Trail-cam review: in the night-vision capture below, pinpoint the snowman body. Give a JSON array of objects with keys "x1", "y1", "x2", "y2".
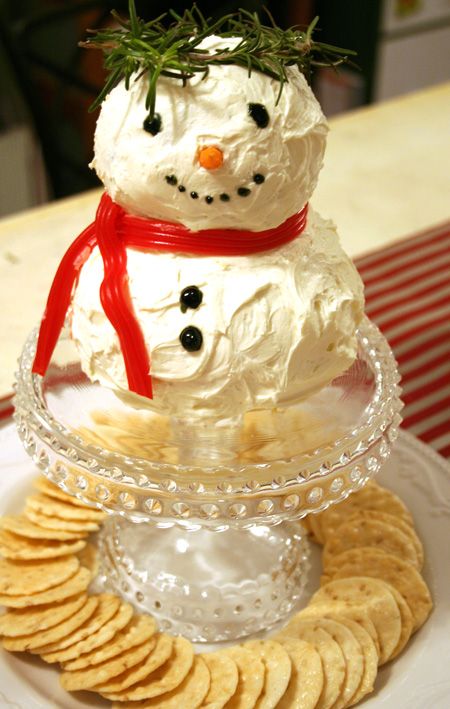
[
  {"x1": 73, "y1": 210, "x2": 362, "y2": 419},
  {"x1": 71, "y1": 37, "x2": 364, "y2": 420}
]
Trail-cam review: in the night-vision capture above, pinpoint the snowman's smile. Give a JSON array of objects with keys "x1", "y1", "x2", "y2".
[{"x1": 163, "y1": 172, "x2": 265, "y2": 205}]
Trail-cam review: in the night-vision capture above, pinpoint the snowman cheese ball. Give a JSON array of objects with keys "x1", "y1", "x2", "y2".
[{"x1": 33, "y1": 8, "x2": 364, "y2": 421}]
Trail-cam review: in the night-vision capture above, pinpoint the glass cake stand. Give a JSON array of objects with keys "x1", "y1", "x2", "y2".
[{"x1": 13, "y1": 316, "x2": 403, "y2": 643}]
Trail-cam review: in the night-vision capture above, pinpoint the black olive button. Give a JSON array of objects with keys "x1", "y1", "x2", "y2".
[
  {"x1": 165, "y1": 174, "x2": 177, "y2": 185},
  {"x1": 237, "y1": 187, "x2": 251, "y2": 197},
  {"x1": 180, "y1": 326, "x2": 203, "y2": 352},
  {"x1": 253, "y1": 173, "x2": 265, "y2": 184},
  {"x1": 180, "y1": 286, "x2": 203, "y2": 312}
]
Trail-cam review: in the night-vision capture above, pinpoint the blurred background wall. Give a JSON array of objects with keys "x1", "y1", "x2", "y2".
[{"x1": 0, "y1": 0, "x2": 449, "y2": 217}]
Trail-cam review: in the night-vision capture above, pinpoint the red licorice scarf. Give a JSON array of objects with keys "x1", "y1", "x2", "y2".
[{"x1": 33, "y1": 193, "x2": 308, "y2": 399}]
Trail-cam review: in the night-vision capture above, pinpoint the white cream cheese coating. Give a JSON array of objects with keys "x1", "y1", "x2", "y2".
[
  {"x1": 71, "y1": 36, "x2": 365, "y2": 419},
  {"x1": 71, "y1": 209, "x2": 364, "y2": 419},
  {"x1": 92, "y1": 36, "x2": 328, "y2": 232}
]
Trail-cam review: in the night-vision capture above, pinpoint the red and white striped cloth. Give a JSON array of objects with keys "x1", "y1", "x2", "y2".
[
  {"x1": 1, "y1": 221, "x2": 449, "y2": 458},
  {"x1": 356, "y1": 221, "x2": 450, "y2": 459},
  {"x1": 0, "y1": 395, "x2": 13, "y2": 424}
]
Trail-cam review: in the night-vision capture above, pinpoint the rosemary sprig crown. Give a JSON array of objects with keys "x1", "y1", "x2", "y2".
[{"x1": 83, "y1": 0, "x2": 355, "y2": 119}]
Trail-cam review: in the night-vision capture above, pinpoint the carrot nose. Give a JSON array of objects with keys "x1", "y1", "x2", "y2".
[{"x1": 198, "y1": 145, "x2": 224, "y2": 170}]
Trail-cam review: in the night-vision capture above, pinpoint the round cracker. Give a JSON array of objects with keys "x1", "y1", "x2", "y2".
[
  {"x1": 276, "y1": 637, "x2": 323, "y2": 709},
  {"x1": 33, "y1": 476, "x2": 100, "y2": 509},
  {"x1": 299, "y1": 515, "x2": 312, "y2": 535},
  {"x1": 323, "y1": 517, "x2": 420, "y2": 570},
  {"x1": 330, "y1": 616, "x2": 378, "y2": 706},
  {"x1": 383, "y1": 583, "x2": 414, "y2": 660},
  {"x1": 26, "y1": 493, "x2": 106, "y2": 522},
  {"x1": 62, "y1": 614, "x2": 157, "y2": 670},
  {"x1": 32, "y1": 592, "x2": 121, "y2": 654},
  {"x1": 199, "y1": 651, "x2": 239, "y2": 709},
  {"x1": 102, "y1": 636, "x2": 194, "y2": 701},
  {"x1": 324, "y1": 548, "x2": 432, "y2": 631},
  {"x1": 220, "y1": 645, "x2": 265, "y2": 709},
  {"x1": 24, "y1": 506, "x2": 100, "y2": 533},
  {"x1": 0, "y1": 555, "x2": 79, "y2": 595},
  {"x1": 0, "y1": 593, "x2": 87, "y2": 637},
  {"x1": 309, "y1": 617, "x2": 364, "y2": 709},
  {"x1": 76, "y1": 543, "x2": 98, "y2": 576},
  {"x1": 296, "y1": 602, "x2": 380, "y2": 657},
  {"x1": 0, "y1": 567, "x2": 91, "y2": 608},
  {"x1": 0, "y1": 515, "x2": 86, "y2": 541},
  {"x1": 96, "y1": 634, "x2": 174, "y2": 694},
  {"x1": 276, "y1": 622, "x2": 345, "y2": 709},
  {"x1": 39, "y1": 600, "x2": 133, "y2": 663},
  {"x1": 311, "y1": 577, "x2": 402, "y2": 665},
  {"x1": 345, "y1": 510, "x2": 424, "y2": 569},
  {"x1": 110, "y1": 655, "x2": 210, "y2": 709},
  {"x1": 0, "y1": 528, "x2": 86, "y2": 560},
  {"x1": 307, "y1": 514, "x2": 326, "y2": 545},
  {"x1": 2, "y1": 595, "x2": 98, "y2": 651},
  {"x1": 60, "y1": 637, "x2": 157, "y2": 691},
  {"x1": 314, "y1": 482, "x2": 414, "y2": 543},
  {"x1": 299, "y1": 516, "x2": 320, "y2": 544},
  {"x1": 243, "y1": 639, "x2": 291, "y2": 709},
  {"x1": 279, "y1": 617, "x2": 362, "y2": 709}
]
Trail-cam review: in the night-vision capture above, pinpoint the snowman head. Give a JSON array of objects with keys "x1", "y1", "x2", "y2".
[{"x1": 92, "y1": 35, "x2": 328, "y2": 232}]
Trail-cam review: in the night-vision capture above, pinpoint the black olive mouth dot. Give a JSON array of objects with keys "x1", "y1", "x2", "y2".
[
  {"x1": 180, "y1": 326, "x2": 203, "y2": 352},
  {"x1": 164, "y1": 177, "x2": 263, "y2": 202}
]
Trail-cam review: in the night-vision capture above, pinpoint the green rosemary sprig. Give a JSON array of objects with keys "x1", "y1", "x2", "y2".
[{"x1": 82, "y1": 1, "x2": 356, "y2": 118}]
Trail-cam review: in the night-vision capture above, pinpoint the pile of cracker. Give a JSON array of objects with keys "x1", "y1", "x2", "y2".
[{"x1": 0, "y1": 477, "x2": 432, "y2": 708}]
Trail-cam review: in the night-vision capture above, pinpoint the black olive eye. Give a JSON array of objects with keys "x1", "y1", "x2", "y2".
[
  {"x1": 143, "y1": 112, "x2": 162, "y2": 135},
  {"x1": 180, "y1": 326, "x2": 203, "y2": 352},
  {"x1": 248, "y1": 103, "x2": 270, "y2": 128},
  {"x1": 180, "y1": 286, "x2": 203, "y2": 313}
]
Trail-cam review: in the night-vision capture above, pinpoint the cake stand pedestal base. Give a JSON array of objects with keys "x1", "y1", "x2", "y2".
[{"x1": 97, "y1": 517, "x2": 310, "y2": 643}]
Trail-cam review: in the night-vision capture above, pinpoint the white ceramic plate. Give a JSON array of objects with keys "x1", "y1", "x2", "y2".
[{"x1": 0, "y1": 422, "x2": 449, "y2": 709}]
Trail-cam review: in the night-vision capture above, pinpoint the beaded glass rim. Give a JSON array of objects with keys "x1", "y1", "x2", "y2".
[{"x1": 14, "y1": 316, "x2": 403, "y2": 525}]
